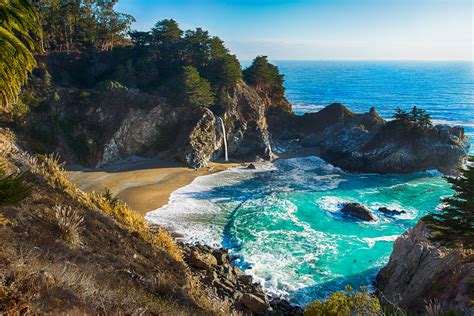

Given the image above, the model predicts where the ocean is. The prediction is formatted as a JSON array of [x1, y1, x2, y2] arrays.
[[146, 61, 473, 305]]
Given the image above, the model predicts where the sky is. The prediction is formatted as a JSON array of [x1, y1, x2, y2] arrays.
[[116, 0, 473, 61]]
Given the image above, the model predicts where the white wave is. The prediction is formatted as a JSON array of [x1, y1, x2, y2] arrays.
[[362, 235, 399, 248], [433, 120, 474, 128], [292, 104, 325, 113]]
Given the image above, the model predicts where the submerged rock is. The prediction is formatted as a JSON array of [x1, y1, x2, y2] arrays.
[[378, 207, 406, 216], [340, 202, 375, 221], [376, 221, 473, 313]]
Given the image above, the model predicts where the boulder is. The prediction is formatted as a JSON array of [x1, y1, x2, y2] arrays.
[[187, 251, 217, 271], [247, 163, 257, 169], [340, 203, 375, 221], [240, 293, 271, 314], [378, 207, 406, 216]]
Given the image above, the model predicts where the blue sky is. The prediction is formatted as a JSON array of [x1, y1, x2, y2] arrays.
[[116, 0, 472, 61]]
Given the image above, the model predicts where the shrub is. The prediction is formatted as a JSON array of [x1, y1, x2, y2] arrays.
[[96, 80, 128, 92], [54, 205, 84, 245], [0, 165, 32, 205], [102, 187, 119, 207], [304, 288, 382, 316]]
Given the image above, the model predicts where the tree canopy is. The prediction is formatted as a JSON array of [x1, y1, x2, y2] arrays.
[[180, 66, 215, 108], [425, 156, 474, 249], [393, 106, 432, 128], [35, 0, 135, 52], [0, 0, 43, 112], [243, 56, 285, 98]]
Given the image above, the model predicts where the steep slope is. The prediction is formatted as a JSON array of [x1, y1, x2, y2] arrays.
[[376, 221, 473, 314]]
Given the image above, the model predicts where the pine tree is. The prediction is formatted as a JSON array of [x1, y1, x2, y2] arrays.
[[393, 107, 409, 121], [151, 19, 183, 43], [180, 66, 215, 108], [425, 156, 474, 249], [243, 56, 284, 97], [0, 0, 43, 112]]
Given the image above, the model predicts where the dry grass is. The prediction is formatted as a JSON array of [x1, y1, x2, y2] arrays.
[[53, 204, 84, 245]]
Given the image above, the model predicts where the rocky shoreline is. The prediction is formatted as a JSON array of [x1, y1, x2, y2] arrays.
[[180, 243, 303, 315]]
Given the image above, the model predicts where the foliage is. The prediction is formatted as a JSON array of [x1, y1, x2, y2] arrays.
[[425, 156, 474, 249], [304, 288, 382, 316], [393, 106, 432, 128], [151, 18, 183, 43], [53, 204, 84, 245], [0, 164, 32, 205], [102, 187, 119, 207], [243, 55, 285, 97], [0, 0, 43, 112], [96, 80, 128, 92], [179, 66, 215, 107], [36, 0, 135, 52]]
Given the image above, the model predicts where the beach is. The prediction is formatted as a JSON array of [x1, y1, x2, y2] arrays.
[[67, 158, 243, 216]]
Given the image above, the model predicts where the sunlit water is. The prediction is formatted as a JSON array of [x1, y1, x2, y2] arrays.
[[147, 61, 472, 305]]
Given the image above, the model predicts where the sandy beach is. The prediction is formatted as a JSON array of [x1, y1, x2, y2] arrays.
[[67, 158, 243, 216]]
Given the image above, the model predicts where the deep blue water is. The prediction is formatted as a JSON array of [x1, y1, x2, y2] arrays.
[[147, 61, 473, 305]]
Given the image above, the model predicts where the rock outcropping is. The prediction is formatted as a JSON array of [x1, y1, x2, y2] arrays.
[[376, 221, 473, 313], [181, 243, 303, 315], [47, 82, 274, 168], [282, 103, 470, 175]]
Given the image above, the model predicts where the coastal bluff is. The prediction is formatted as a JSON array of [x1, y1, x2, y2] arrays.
[[376, 221, 473, 313]]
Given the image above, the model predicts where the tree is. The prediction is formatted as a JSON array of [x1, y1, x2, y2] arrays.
[[393, 107, 409, 121], [184, 27, 212, 69], [0, 0, 43, 112], [151, 19, 182, 43], [243, 56, 284, 97], [425, 156, 474, 249], [180, 66, 215, 108]]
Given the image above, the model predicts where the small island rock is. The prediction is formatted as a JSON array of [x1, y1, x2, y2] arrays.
[[341, 202, 375, 221]]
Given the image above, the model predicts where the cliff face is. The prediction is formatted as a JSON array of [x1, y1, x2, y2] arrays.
[[376, 221, 474, 313], [29, 81, 275, 169], [281, 103, 470, 175]]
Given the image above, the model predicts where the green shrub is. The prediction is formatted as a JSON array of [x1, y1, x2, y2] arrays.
[[0, 165, 32, 205], [305, 288, 382, 316], [96, 80, 128, 92]]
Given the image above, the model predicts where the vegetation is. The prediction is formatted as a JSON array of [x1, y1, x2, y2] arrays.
[[243, 55, 285, 98], [180, 66, 215, 108], [304, 287, 382, 316], [0, 165, 32, 205], [393, 106, 432, 128], [0, 0, 43, 112], [425, 156, 474, 249], [53, 204, 84, 245], [35, 0, 135, 52]]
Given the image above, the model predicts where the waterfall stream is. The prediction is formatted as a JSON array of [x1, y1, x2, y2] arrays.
[[217, 117, 228, 162]]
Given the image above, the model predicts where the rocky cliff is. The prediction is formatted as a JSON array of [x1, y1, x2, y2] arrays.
[[278, 103, 470, 175], [376, 221, 473, 314], [24, 81, 275, 169]]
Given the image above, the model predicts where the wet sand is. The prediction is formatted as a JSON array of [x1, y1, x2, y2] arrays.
[[67, 159, 243, 216]]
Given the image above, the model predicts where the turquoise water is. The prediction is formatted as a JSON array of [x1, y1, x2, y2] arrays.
[[147, 61, 472, 304], [146, 157, 452, 304]]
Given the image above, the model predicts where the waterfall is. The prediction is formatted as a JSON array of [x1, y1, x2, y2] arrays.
[[217, 117, 229, 162]]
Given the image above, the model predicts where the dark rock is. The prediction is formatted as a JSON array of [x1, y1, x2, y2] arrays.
[[378, 207, 406, 216], [247, 163, 257, 169], [238, 274, 253, 286], [240, 293, 271, 314], [340, 203, 375, 221]]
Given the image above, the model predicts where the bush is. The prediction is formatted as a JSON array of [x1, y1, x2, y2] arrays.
[[0, 165, 32, 205], [54, 205, 84, 245], [96, 80, 128, 92], [305, 288, 382, 316]]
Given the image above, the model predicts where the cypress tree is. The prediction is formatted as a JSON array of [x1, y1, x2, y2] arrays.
[[425, 156, 474, 249], [180, 66, 215, 108]]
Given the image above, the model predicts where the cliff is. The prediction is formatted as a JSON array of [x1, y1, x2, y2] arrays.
[[277, 103, 471, 175], [21, 82, 274, 169], [376, 221, 473, 314]]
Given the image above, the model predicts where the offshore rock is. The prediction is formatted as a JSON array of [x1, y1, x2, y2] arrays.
[[340, 202, 375, 221]]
